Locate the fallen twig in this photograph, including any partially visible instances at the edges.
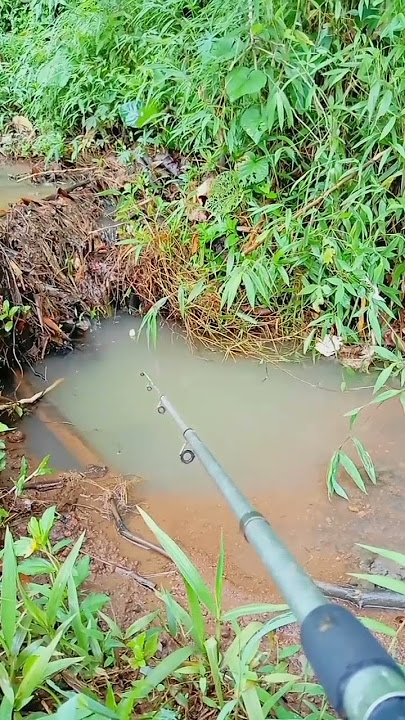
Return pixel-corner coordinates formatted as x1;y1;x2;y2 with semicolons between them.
316;580;405;611
108;495;171;560
243;150;386;255
16;166;97;183
81;549;156;591
0;378;64;412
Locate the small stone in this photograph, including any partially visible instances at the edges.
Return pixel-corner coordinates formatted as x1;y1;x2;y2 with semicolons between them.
7;430;25;443
348;505;359;512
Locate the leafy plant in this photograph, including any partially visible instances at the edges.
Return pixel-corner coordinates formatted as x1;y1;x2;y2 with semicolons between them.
13;455;53;497
0;301;30;336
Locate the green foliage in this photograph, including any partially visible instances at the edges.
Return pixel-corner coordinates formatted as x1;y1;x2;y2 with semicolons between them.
326;437;377;500
2;0;405;341
0;301;30;336
1;501;404;718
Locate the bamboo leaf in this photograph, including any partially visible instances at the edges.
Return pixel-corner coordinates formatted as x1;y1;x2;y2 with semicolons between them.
339;452;367;494
352;438;377;484
370;388;402;404
373;363;395;394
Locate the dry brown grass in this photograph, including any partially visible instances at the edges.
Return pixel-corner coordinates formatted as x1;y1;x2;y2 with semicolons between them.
115;228;306;360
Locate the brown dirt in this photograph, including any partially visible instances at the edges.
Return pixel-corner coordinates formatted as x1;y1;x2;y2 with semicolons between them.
2;411;404;651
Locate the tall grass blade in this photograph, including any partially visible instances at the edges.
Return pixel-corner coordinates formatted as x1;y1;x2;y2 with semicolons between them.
47;533;84;628
242;685;265;720
138;508;216;613
1;529;17;655
350;574;405;595
205;637;224;707
357;544;405;566
15;616;74;709
129;645;195;701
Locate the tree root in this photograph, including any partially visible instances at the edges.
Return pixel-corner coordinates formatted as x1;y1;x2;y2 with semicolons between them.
316;581;405;611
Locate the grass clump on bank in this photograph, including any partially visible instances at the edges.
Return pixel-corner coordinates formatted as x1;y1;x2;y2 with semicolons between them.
0;501;325;720
1;0;405;353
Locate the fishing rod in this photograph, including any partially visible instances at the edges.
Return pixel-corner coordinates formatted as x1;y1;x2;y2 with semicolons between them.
140;371;405;720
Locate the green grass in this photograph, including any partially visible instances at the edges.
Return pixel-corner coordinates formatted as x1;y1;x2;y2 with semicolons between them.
0;505;324;719
1;0;405;349
0;501;404;717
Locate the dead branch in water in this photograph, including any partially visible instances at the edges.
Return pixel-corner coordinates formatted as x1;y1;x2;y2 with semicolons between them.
108;495;171;560
316;580;405;611
0;378;64;413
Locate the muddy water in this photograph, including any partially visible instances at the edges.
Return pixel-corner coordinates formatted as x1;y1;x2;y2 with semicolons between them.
0;163;54;211
26;316;405;600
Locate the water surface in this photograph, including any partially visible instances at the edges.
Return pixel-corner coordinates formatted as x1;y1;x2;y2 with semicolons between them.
28;316;384;494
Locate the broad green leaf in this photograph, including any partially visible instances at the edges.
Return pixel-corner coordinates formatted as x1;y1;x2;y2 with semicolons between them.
1;529;17;655
47;533;84;628
339;452;367;494
357;544;405;567
349;574;405;595
120;101;140;128
138;508;216;613
344;406;364;428
226;67;267;102
223;603;287;621
39;506;56;536
352;438;377;484
326;451;341;499
379;115;396;140
240;105;264;144
243;273;256;308
18;558;55;575
239;155;269;184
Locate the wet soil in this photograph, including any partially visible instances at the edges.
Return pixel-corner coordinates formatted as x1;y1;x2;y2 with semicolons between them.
3;416;405;668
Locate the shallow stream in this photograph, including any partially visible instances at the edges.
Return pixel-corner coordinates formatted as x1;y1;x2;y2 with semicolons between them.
25;316;405;601
0;163;54;211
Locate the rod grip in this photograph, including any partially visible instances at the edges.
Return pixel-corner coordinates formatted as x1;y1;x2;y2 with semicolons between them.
300;604;404;715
